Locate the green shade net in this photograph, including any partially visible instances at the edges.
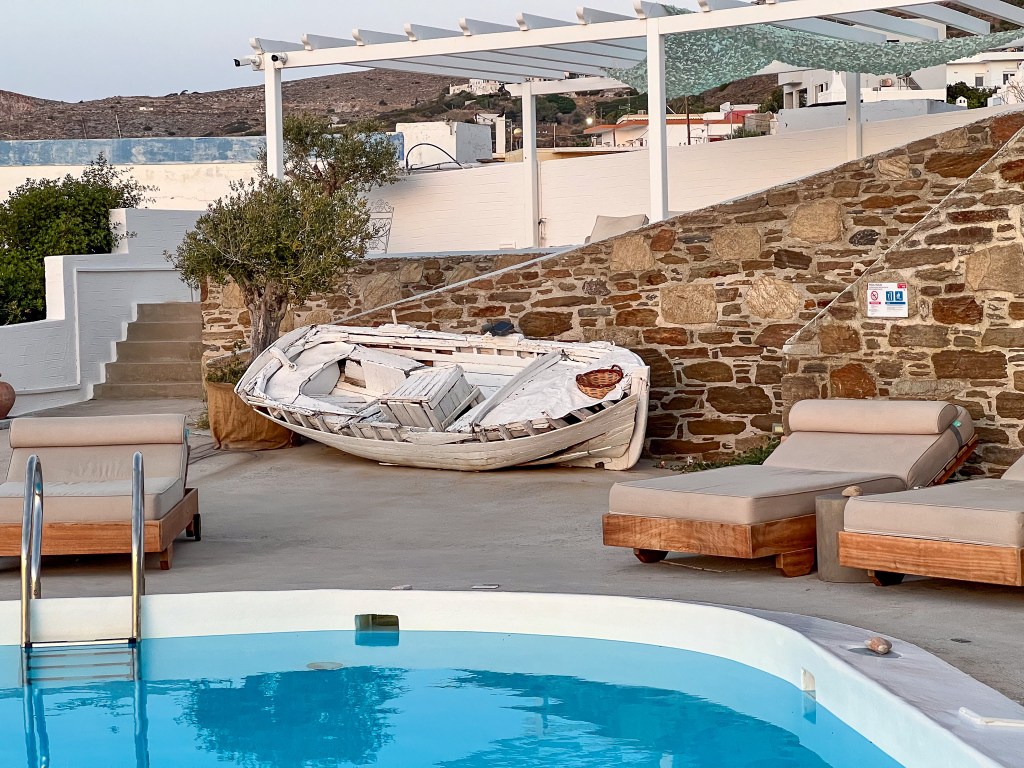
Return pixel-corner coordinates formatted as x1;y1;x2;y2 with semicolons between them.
608;5;1024;98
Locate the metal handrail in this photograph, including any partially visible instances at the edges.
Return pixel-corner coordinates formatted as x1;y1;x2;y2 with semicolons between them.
19;455;43;649
19;451;147;650
130;451;146;644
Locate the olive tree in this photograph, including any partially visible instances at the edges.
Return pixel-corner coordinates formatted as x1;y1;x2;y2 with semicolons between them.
169;175;375;355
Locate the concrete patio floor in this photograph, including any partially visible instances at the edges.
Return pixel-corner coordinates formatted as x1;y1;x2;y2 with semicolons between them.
1;397;1021;705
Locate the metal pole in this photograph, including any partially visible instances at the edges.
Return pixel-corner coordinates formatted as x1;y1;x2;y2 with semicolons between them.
521;82;540;248
685;96;691;146
131;452;146;644
264;61;285;179
20;455;43;649
646;21;669;223
845;72;863;160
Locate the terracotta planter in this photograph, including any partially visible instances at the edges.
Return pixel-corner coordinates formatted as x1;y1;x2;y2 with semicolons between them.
0;375;14;419
206;382;297;450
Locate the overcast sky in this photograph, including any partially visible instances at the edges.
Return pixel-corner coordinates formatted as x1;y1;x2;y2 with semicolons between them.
2;0;699;102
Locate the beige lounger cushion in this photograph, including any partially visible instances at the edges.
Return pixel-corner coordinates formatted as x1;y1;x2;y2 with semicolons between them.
764;413;973;490
586;214;650;243
9;414;186;448
844;480;1024;547
0;477;185;523
610;465;906;525
788;399;959;435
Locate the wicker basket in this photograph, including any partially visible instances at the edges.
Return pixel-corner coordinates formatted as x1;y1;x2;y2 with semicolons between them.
576;365;624;399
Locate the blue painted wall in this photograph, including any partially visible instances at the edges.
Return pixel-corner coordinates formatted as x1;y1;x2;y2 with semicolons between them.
0;133;405;167
0;137;266;167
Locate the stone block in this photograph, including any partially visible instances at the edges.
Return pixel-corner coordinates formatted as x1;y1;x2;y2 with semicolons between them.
635;348;676;387
782;375;821;404
888;325;949;348
924;150;995;179
661;283;718;325
646;412;679;438
360;271;402;309
982;327;1024;347
519;311;573;338
966;243;1024;293
932;350;1007;379
582;279;610;296
817;324;861;355
924;227;992;246
221;280;245;310
712;225;762;261
932;296;984;326
773;249;812;270
649;439;722;456
996;392;1024;419
533;296;595;308
581;327;641;347
938;127;970;150
833;180;862;197
745;277;802;320
688;419;746;435
707;386;773;415
650;228;678;252
615;308;659;327
610;235;655;272
683;361;733;383
829;363;877;399
790;199;844;243
999;158;1024;183
754;323;802;349
860;194;919;210
398;262;424;283
447;264;479;285
877;157;911;179
946;209;1009;224
643;328;690;346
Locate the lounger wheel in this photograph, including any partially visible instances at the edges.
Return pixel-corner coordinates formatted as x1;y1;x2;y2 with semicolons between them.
186;513;202;542
868;570;904;587
633;548;668;564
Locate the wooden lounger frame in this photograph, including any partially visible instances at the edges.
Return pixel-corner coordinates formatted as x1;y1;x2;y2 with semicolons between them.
0;488;200;571
839;532;1024;587
603;432;979;578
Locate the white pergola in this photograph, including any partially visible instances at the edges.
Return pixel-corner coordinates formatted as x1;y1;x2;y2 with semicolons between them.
237;0;1021;248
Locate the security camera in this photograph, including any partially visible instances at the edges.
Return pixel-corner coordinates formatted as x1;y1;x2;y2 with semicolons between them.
270;52;288;63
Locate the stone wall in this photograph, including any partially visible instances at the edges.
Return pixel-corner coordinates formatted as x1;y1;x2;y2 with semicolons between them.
786;116;1024;477
201;112;1024;463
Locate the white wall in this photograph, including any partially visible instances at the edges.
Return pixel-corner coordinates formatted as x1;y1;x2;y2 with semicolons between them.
777;100;963;133
0;209;199;416
396;122;493;168
0;162;256;210
379;104;1020;250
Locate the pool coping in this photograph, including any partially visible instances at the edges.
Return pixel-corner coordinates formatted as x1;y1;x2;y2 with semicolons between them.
2;589;1022;767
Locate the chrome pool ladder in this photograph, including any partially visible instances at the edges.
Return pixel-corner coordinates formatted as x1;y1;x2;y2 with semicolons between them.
20;452;147;655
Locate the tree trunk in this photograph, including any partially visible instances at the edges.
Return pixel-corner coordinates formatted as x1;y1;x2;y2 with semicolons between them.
246;289;289;357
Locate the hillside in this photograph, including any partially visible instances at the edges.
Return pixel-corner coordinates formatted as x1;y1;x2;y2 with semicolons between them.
0;69;777;144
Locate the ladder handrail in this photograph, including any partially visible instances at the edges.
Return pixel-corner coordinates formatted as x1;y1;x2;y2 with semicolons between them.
131;451;146;643
19;451;147;650
19;455;43;649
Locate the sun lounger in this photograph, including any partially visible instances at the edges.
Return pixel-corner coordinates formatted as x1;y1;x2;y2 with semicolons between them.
0;414;199;570
603;399;977;576
839;455;1024;587
584;214;650;243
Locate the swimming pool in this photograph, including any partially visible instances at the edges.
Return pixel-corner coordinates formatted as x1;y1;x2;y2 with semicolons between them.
1;629;901;768
0;590;1016;768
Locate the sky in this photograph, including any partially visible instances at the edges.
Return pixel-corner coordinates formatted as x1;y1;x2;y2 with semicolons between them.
0;0;697;102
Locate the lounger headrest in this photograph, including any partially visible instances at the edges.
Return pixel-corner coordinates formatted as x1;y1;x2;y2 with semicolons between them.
789;399;959;436
9;414;187;449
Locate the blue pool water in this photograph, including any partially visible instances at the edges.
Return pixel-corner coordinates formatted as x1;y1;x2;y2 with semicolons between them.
0;630;904;768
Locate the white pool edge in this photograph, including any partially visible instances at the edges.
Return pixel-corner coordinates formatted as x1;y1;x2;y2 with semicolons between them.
2;589;1021;768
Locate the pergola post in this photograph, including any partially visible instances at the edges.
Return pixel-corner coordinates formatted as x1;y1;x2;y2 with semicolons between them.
646;23;669;223
521;81;540;248
844;71;863;160
265;61;285;179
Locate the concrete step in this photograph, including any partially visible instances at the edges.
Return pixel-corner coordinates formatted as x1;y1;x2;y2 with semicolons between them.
135;302;202;322
93;382;205;400
125;321;202;343
114;340;204;363
104;362;202;385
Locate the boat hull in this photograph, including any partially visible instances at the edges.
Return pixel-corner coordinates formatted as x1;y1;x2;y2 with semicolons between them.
257;392;646;471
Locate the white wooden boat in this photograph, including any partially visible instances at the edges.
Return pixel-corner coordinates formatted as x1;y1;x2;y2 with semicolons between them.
235;324;651;471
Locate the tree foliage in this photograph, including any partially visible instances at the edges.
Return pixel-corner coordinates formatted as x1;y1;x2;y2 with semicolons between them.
281;114;400;196
169;175;377;356
0;156;150;324
947;81;997;109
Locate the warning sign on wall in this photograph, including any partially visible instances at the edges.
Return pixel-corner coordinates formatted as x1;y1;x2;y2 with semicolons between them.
867;282;909;319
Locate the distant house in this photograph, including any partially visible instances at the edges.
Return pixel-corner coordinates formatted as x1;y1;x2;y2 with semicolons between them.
583;103;761;148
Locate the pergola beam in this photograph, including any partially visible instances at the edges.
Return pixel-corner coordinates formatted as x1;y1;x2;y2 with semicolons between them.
505;77;627;96
897;3;990;34
951;0;1024;26
253;0;944;69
